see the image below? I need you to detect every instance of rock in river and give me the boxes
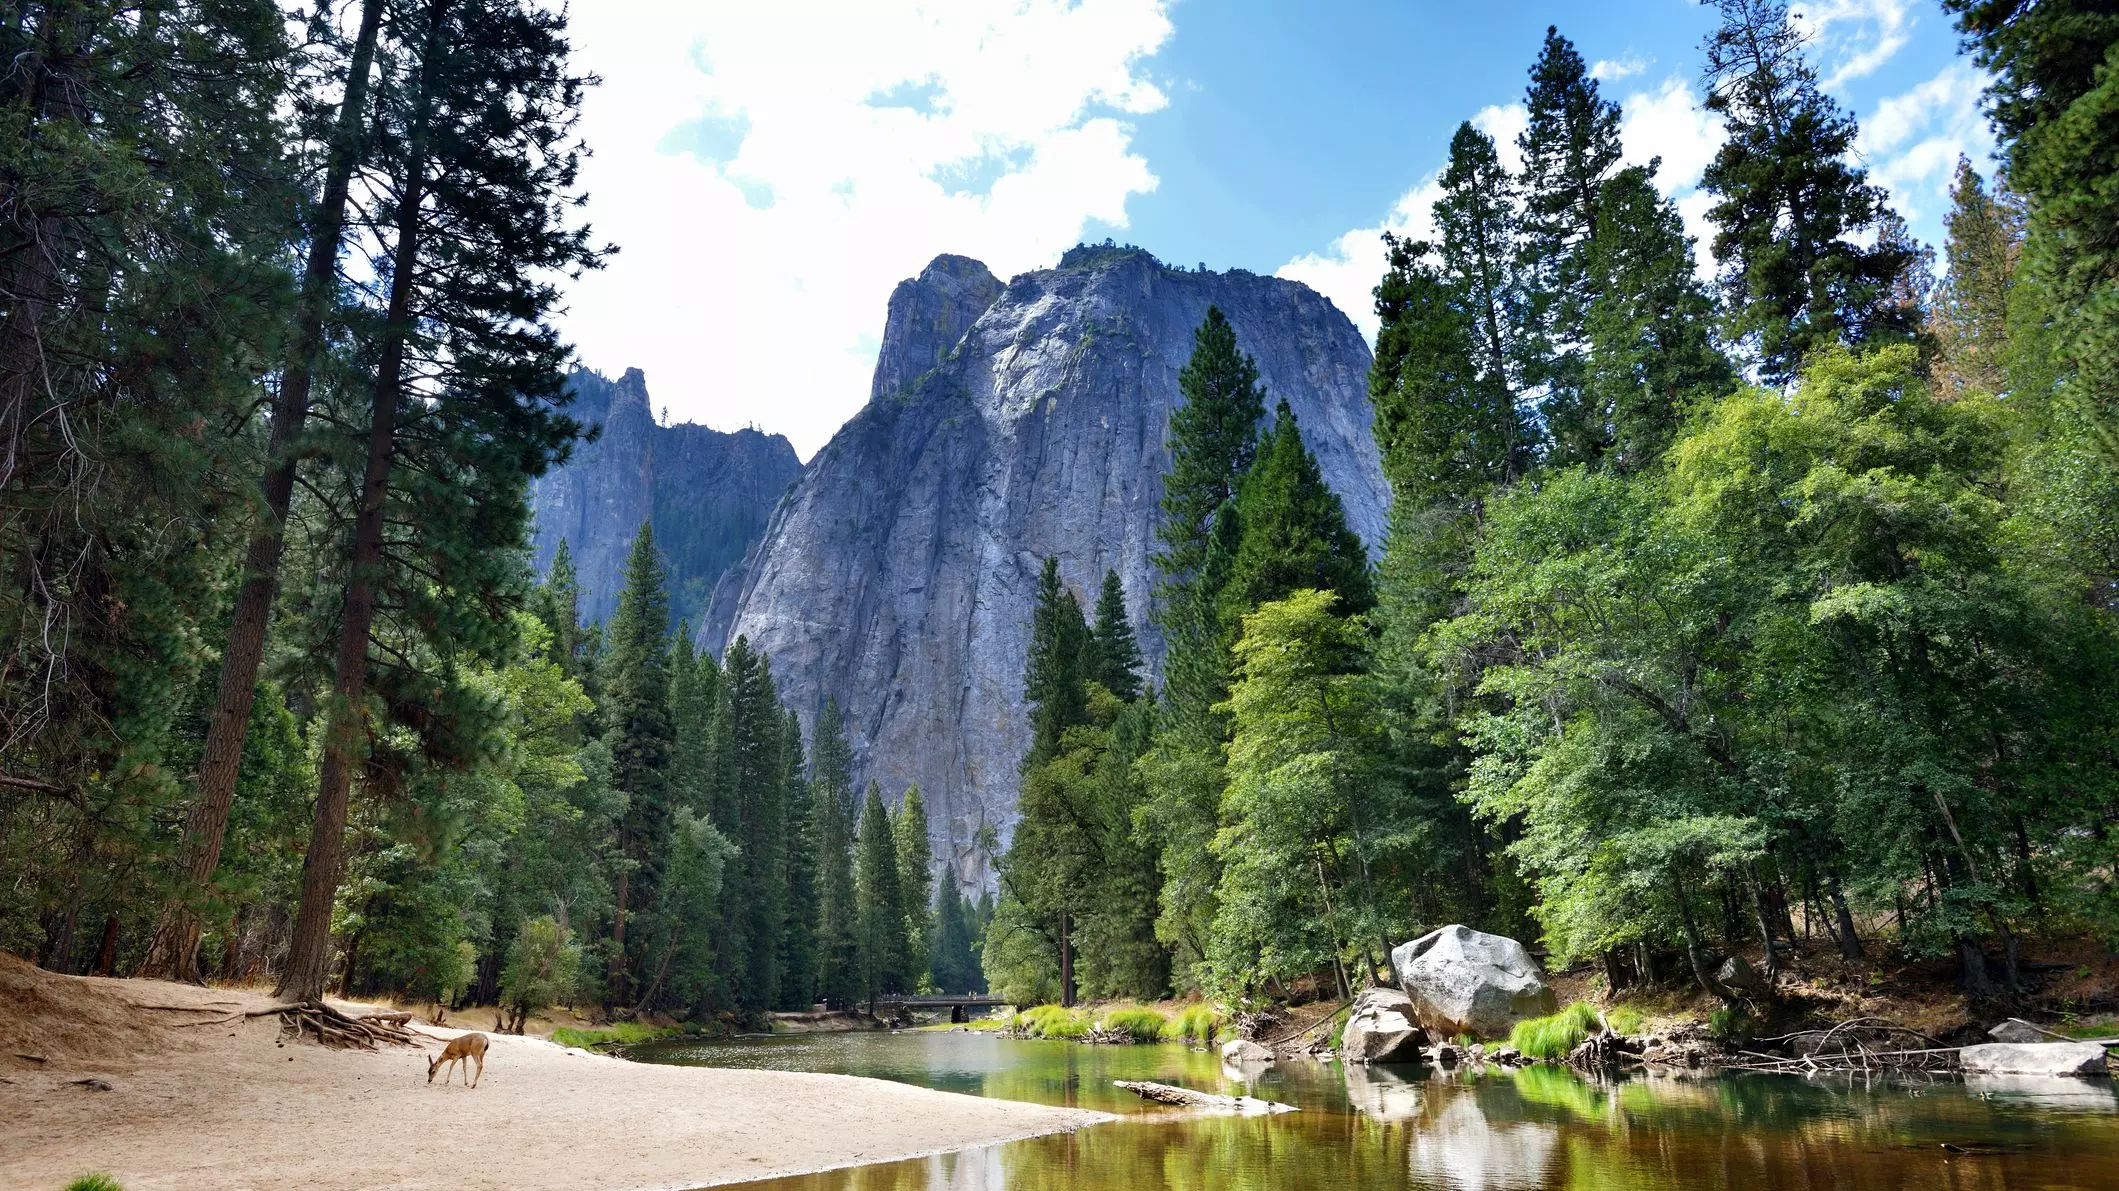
[1342,987,1425,1064]
[1391,925,1558,1040]
[1958,1042,2114,1078]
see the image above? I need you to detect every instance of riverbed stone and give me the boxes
[1221,1038,1275,1066]
[1959,1042,2113,1077]
[1987,1018,2054,1044]
[1391,925,1558,1040]
[1341,988,1426,1064]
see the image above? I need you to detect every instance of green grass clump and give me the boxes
[67,1177,123,1191]
[1015,1003,1092,1038]
[551,1021,673,1049]
[1099,1006,1168,1040]
[1508,1002,1603,1060]
[1161,1003,1221,1043]
[1040,1014,1091,1038]
[1707,1006,1755,1042]
[1606,1005,1644,1036]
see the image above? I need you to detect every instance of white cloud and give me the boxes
[1857,61,1995,229]
[1790,0,1914,87]
[1591,54,1648,81]
[559,0,1174,458]
[1617,78,1724,262]
[1277,104,1523,340]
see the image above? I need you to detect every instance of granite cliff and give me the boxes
[530,367,802,629]
[708,246,1390,878]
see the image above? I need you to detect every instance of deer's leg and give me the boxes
[472,1053,483,1087]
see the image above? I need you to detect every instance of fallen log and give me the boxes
[1113,1080,1297,1114]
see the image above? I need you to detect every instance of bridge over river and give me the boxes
[872,994,1009,1022]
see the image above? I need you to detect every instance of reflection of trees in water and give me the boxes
[665,1038,2119,1191]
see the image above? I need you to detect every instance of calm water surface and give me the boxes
[633,1029,2119,1190]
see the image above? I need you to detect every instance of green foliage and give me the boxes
[500,916,583,1028]
[1606,1005,1645,1036]
[1219,404,1375,627]
[1508,1002,1602,1059]
[65,1176,124,1191]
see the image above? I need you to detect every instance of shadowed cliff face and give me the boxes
[531,367,802,630]
[710,249,1389,882]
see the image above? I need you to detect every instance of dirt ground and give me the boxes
[0,955,1108,1191]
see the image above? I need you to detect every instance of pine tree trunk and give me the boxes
[278,0,446,1004]
[140,0,387,982]
[609,869,630,1006]
[1059,910,1074,1009]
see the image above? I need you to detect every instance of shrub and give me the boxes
[1606,1005,1644,1036]
[1162,1003,1221,1043]
[1099,1006,1168,1040]
[67,1177,123,1191]
[499,916,581,1034]
[1508,1002,1603,1060]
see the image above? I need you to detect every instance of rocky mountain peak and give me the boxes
[711,246,1389,881]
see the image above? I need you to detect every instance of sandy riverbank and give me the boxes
[0,956,1107,1191]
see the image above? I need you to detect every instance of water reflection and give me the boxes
[633,1032,2119,1191]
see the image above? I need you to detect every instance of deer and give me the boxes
[427,1032,488,1088]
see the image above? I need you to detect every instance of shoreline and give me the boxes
[0,961,1110,1191]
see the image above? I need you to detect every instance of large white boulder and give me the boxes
[1341,987,1426,1063]
[1391,925,1558,1040]
[1959,1042,2113,1078]
[1221,1038,1274,1066]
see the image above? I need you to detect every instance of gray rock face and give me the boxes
[1958,1042,2113,1077]
[531,367,802,628]
[1342,987,1426,1063]
[1221,1038,1275,1066]
[711,247,1390,876]
[1391,925,1559,1040]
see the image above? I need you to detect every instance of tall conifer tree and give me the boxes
[599,523,675,1004]
[1085,570,1146,701]
[894,784,933,987]
[1515,26,1624,453]
[810,700,860,1007]
[778,710,818,1008]
[1699,0,1919,379]
[854,781,908,1009]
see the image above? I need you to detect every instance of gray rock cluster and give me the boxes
[706,248,1390,878]
[1391,925,1559,1040]
[1958,1042,2114,1078]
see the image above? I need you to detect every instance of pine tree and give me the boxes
[534,541,588,676]
[1516,26,1624,449]
[1945,1,2119,459]
[1219,402,1375,626]
[1436,122,1524,404]
[854,781,908,1009]
[778,710,819,1008]
[1370,236,1521,510]
[278,0,602,1003]
[1582,164,1736,470]
[599,523,675,1004]
[1699,0,1919,380]
[810,700,860,1008]
[1024,558,1091,767]
[1084,570,1146,701]
[716,635,786,1010]
[894,784,933,987]
[1927,158,2025,399]
[140,0,381,981]
[1154,307,1267,591]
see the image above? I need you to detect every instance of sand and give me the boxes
[0,957,1106,1191]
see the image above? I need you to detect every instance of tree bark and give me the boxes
[278,0,447,1004]
[1058,910,1075,1008]
[140,0,388,982]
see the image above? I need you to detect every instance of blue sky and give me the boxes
[558,0,1991,458]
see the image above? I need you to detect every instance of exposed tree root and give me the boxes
[163,999,429,1048]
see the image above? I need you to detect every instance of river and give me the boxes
[632,1029,2119,1190]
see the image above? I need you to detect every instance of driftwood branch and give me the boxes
[1113,1080,1297,1114]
